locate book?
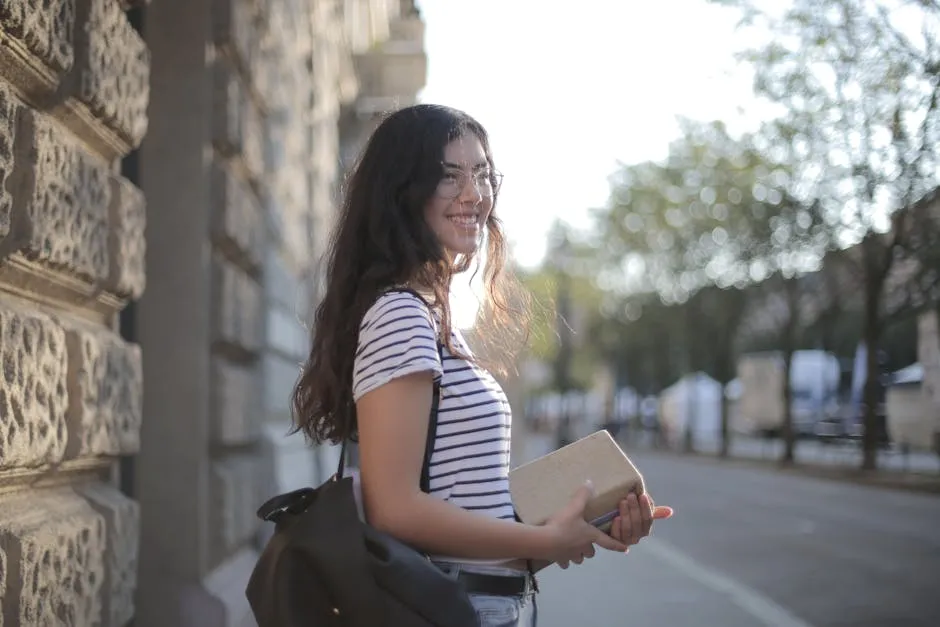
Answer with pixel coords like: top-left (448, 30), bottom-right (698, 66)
top-left (509, 430), bottom-right (645, 533)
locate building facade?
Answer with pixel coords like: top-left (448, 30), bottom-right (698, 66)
top-left (0, 1), bottom-right (426, 625)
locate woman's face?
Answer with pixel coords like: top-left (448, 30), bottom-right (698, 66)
top-left (424, 134), bottom-right (496, 258)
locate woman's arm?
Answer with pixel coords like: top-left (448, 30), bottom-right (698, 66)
top-left (356, 370), bottom-right (552, 560)
top-left (356, 371), bottom-right (620, 562)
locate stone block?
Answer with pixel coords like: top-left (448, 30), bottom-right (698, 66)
top-left (12, 110), bottom-right (111, 283)
top-left (211, 357), bottom-right (259, 446)
top-left (263, 247), bottom-right (297, 309)
top-left (213, 257), bottom-right (262, 353)
top-left (262, 353), bottom-right (302, 418)
top-left (74, 0), bottom-right (150, 146)
top-left (0, 82), bottom-right (17, 240)
top-left (0, 0), bottom-right (75, 77)
top-left (212, 0), bottom-right (256, 73)
top-left (60, 316), bottom-right (143, 458)
top-left (241, 83), bottom-right (265, 181)
top-left (248, 14), bottom-right (275, 111)
top-left (209, 456), bottom-right (260, 565)
top-left (211, 59), bottom-right (265, 182)
top-left (0, 489), bottom-right (105, 626)
top-left (106, 175), bottom-right (146, 299)
top-left (212, 60), bottom-right (243, 155)
top-left (210, 162), bottom-right (264, 269)
top-left (78, 483), bottom-right (140, 627)
top-left (0, 301), bottom-right (68, 470)
top-left (266, 307), bottom-right (306, 360)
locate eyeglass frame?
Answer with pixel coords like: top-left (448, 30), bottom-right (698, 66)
top-left (434, 161), bottom-right (504, 199)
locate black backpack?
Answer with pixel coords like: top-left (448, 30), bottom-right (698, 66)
top-left (246, 340), bottom-right (478, 627)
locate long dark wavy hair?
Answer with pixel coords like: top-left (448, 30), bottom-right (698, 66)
top-left (291, 104), bottom-right (531, 445)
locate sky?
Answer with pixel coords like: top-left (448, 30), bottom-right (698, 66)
top-left (414, 0), bottom-right (778, 272)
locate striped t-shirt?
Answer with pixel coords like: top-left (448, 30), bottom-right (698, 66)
top-left (352, 290), bottom-right (516, 522)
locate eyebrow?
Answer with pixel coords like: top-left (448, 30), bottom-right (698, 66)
top-left (442, 160), bottom-right (489, 171)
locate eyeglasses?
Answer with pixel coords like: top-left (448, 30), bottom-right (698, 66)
top-left (435, 164), bottom-right (503, 199)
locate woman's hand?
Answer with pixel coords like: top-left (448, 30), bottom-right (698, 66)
top-left (542, 481), bottom-right (627, 569)
top-left (610, 492), bottom-right (673, 549)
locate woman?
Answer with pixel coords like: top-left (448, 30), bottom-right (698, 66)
top-left (291, 104), bottom-right (673, 626)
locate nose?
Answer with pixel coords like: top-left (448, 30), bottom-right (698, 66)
top-left (458, 176), bottom-right (483, 204)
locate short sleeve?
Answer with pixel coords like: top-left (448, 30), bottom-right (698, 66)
top-left (352, 291), bottom-right (443, 402)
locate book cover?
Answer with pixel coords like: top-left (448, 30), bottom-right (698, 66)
top-left (509, 430), bottom-right (645, 531)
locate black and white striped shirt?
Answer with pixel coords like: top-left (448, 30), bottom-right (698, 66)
top-left (352, 290), bottom-right (516, 522)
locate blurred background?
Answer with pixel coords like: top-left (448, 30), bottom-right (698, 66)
top-left (0, 0), bottom-right (937, 626)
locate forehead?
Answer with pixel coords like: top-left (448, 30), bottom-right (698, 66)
top-left (442, 134), bottom-right (487, 167)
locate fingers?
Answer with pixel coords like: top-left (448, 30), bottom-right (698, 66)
top-left (639, 493), bottom-right (654, 538)
top-left (593, 526), bottom-right (627, 552)
top-left (610, 518), bottom-right (623, 542)
top-left (613, 493), bottom-right (668, 545)
top-left (559, 544), bottom-right (595, 569)
top-left (618, 496), bottom-right (630, 544)
top-left (627, 494), bottom-right (643, 545)
top-left (567, 480), bottom-right (596, 516)
top-left (571, 545), bottom-right (596, 565)
top-left (653, 505), bottom-right (674, 520)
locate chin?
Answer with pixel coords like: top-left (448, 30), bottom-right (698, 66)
top-left (444, 241), bottom-right (481, 259)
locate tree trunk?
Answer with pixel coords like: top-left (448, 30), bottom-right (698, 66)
top-left (716, 342), bottom-right (735, 459)
top-left (860, 287), bottom-right (882, 471)
top-left (781, 346), bottom-right (796, 464)
top-left (719, 388), bottom-right (730, 458)
top-left (781, 277), bottom-right (800, 464)
top-left (682, 302), bottom-right (696, 454)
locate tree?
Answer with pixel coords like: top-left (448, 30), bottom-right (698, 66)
top-left (589, 293), bottom-right (688, 398)
top-left (714, 0), bottom-right (940, 469)
top-left (591, 119), bottom-right (823, 457)
top-left (518, 221), bottom-right (607, 392)
top-left (686, 285), bottom-right (751, 455)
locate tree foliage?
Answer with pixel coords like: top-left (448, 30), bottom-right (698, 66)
top-left (711, 0), bottom-right (940, 469)
top-left (592, 118), bottom-right (827, 305)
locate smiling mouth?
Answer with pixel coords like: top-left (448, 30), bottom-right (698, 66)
top-left (447, 215), bottom-right (479, 228)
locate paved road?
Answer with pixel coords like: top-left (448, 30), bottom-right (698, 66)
top-left (522, 437), bottom-right (940, 626)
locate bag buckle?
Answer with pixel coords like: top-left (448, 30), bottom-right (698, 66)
top-left (256, 487), bottom-right (316, 522)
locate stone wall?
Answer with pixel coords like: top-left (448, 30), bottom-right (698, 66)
top-left (0, 1), bottom-right (148, 625)
top-left (0, 1), bottom-right (425, 624)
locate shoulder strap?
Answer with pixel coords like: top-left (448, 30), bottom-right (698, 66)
top-left (419, 341), bottom-right (444, 493)
top-left (337, 286), bottom-right (444, 494)
top-left (336, 344), bottom-right (443, 489)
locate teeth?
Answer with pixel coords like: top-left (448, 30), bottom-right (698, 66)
top-left (448, 216), bottom-right (477, 226)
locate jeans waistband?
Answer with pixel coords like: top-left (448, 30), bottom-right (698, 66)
top-left (433, 561), bottom-right (535, 597)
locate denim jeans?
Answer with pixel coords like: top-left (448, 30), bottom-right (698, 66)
top-left (434, 562), bottom-right (538, 627)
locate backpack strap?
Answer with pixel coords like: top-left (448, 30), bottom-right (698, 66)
top-left (337, 286), bottom-right (444, 494)
top-left (419, 341), bottom-right (444, 494)
top-left (335, 344), bottom-right (442, 489)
